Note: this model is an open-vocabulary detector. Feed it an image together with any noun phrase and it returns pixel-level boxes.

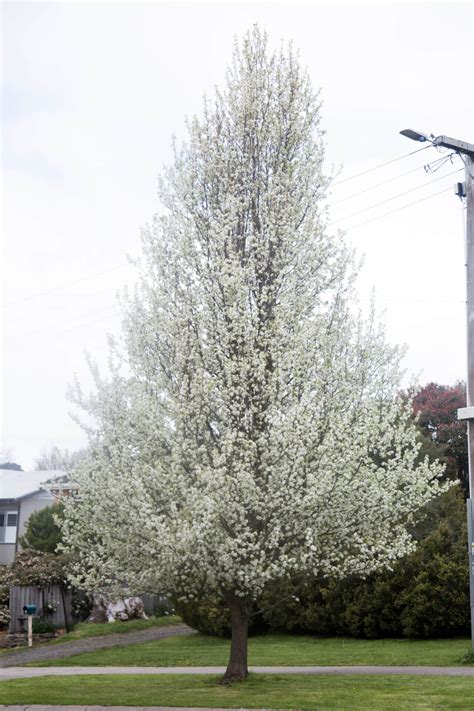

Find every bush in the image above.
[5,549,71,588]
[397,514,469,638]
[176,594,231,636]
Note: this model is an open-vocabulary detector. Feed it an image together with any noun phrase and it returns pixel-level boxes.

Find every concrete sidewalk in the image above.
[2,665,474,679]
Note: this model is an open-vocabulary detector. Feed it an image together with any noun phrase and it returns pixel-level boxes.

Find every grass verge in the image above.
[33,633,473,667]
[0,673,474,709]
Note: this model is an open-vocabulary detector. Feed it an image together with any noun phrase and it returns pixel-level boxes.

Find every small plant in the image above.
[32,618,56,634]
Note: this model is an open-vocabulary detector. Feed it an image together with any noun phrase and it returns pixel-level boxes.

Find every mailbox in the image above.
[23,604,37,615]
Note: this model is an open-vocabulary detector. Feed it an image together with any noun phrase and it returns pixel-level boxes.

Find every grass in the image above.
[1,673,474,709]
[51,614,182,644]
[33,632,473,667]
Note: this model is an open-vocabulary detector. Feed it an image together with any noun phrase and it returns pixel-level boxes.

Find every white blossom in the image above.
[61,27,447,610]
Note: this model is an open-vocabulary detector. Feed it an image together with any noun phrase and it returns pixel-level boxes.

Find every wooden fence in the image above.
[9,585,72,634]
[9,587,168,633]
[141,593,169,615]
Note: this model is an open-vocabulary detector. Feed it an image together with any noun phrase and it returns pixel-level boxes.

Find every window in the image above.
[0,511,18,543]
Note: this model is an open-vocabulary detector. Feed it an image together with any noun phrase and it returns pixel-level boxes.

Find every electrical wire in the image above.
[331,154,460,206]
[4,306,122,341]
[359,297,464,304]
[2,261,134,310]
[331,163,431,205]
[342,187,453,232]
[330,168,463,225]
[332,144,432,186]
[458,152,474,179]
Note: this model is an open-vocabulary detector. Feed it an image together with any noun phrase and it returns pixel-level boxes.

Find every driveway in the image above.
[0,624,194,668]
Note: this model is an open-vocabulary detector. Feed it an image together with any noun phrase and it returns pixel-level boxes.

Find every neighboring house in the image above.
[0,469,67,565]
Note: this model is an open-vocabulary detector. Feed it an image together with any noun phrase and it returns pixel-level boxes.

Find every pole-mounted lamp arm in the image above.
[400,128,474,157]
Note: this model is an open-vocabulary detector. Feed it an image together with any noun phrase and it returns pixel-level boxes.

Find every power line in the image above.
[360,297,464,304]
[330,154,460,206]
[332,145,432,187]
[4,306,122,341]
[342,187,453,232]
[330,168,462,226]
[2,261,134,310]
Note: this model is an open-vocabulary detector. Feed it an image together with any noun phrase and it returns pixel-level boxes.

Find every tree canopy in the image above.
[34,445,87,472]
[19,503,64,554]
[61,27,447,682]
[413,382,467,493]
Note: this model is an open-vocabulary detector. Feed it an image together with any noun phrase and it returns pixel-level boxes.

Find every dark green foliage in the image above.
[397,499,469,638]
[176,594,232,637]
[32,618,56,634]
[19,503,64,554]
[260,574,404,639]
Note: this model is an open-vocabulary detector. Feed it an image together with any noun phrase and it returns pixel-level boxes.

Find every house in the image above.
[0,469,67,565]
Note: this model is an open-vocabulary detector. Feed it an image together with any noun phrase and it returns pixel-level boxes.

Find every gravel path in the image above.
[2,664,474,679]
[0,625,193,668]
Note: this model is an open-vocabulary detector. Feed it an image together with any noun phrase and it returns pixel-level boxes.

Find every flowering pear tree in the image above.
[62,28,447,682]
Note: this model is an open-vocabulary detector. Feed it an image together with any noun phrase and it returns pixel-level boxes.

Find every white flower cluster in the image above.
[61,28,448,605]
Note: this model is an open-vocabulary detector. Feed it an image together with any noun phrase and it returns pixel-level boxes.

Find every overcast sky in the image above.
[1,0,472,468]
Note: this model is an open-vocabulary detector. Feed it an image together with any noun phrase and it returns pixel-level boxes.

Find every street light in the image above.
[400,127,474,649]
[399,129,431,143]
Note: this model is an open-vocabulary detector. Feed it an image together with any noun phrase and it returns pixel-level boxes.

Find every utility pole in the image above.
[400,129,474,648]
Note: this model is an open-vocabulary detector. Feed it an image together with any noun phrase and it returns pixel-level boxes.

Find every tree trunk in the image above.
[220,594,249,683]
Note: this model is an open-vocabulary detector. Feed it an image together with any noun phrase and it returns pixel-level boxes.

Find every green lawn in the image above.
[52,614,182,644]
[0,673,473,709]
[33,632,473,667]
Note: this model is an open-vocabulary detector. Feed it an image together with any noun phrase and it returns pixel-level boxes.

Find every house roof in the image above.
[0,470,67,501]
